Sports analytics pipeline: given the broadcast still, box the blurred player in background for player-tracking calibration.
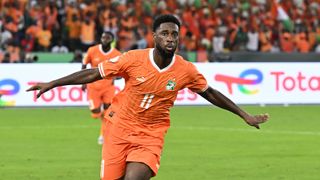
[27,15,269,180]
[81,31,121,144]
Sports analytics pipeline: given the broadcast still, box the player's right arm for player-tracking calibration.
[26,68,102,98]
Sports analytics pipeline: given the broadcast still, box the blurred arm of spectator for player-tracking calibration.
[0,26,12,47]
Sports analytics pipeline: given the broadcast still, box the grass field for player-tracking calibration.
[0,106,319,180]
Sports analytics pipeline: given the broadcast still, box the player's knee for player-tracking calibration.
[103,103,111,110]
[91,109,102,119]
[124,162,152,180]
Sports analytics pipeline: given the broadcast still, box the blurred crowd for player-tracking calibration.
[1,0,320,63]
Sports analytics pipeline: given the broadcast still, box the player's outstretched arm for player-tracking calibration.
[198,86,269,129]
[26,68,102,98]
[81,64,87,92]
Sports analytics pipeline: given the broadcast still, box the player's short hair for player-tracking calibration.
[152,14,181,32]
[103,31,114,40]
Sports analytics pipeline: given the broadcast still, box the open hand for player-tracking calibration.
[244,113,269,129]
[26,82,53,98]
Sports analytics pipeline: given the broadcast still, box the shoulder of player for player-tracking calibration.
[174,54,194,67]
[113,48,122,55]
[126,48,149,55]
[87,44,100,53]
[173,54,199,77]
[120,48,149,61]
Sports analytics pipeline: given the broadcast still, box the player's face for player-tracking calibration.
[154,22,179,58]
[101,33,113,46]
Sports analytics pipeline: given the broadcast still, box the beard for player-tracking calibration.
[155,43,175,59]
[101,42,111,48]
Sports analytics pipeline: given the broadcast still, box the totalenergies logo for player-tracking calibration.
[0,79,20,106]
[215,69,263,95]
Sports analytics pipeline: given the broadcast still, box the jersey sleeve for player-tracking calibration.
[97,51,131,79]
[185,63,208,93]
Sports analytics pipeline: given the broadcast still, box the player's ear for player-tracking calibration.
[152,32,156,39]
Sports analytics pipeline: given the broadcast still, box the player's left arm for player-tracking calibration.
[198,86,269,129]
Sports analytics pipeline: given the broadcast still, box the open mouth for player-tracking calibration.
[165,45,175,51]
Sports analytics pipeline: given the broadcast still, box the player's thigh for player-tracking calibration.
[124,162,152,180]
[101,121,129,180]
[88,87,103,110]
[101,86,115,105]
[126,137,163,177]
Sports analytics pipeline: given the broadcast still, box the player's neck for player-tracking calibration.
[101,45,111,53]
[153,48,173,69]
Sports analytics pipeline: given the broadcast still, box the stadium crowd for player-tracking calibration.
[0,0,320,63]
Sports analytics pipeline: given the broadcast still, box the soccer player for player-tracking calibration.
[27,14,269,180]
[81,31,121,145]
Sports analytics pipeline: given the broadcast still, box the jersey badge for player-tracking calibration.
[166,79,176,90]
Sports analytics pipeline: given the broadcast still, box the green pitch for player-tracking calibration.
[0,106,319,180]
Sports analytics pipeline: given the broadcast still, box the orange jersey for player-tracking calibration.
[83,45,121,90]
[98,48,208,137]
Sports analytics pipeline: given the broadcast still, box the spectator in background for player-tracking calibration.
[66,14,81,51]
[131,27,147,50]
[296,32,310,53]
[36,24,52,51]
[70,49,83,63]
[44,1,58,31]
[280,31,295,53]
[0,26,12,48]
[1,0,320,54]
[6,41,20,63]
[184,31,197,51]
[259,27,272,52]
[21,34,35,52]
[1,52,10,63]
[51,40,69,53]
[246,27,259,52]
[212,29,225,53]
[80,15,95,51]
[100,8,118,36]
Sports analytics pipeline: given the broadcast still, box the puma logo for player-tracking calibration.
[136,77,146,82]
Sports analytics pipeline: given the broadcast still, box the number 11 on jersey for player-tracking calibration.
[140,94,154,109]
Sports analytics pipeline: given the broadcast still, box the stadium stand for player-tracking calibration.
[0,0,319,63]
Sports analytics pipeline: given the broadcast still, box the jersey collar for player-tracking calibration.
[149,48,176,73]
[99,45,113,55]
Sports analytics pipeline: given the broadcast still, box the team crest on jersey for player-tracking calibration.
[166,79,176,90]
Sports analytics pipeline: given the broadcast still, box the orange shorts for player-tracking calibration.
[87,86,115,110]
[100,120,164,180]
